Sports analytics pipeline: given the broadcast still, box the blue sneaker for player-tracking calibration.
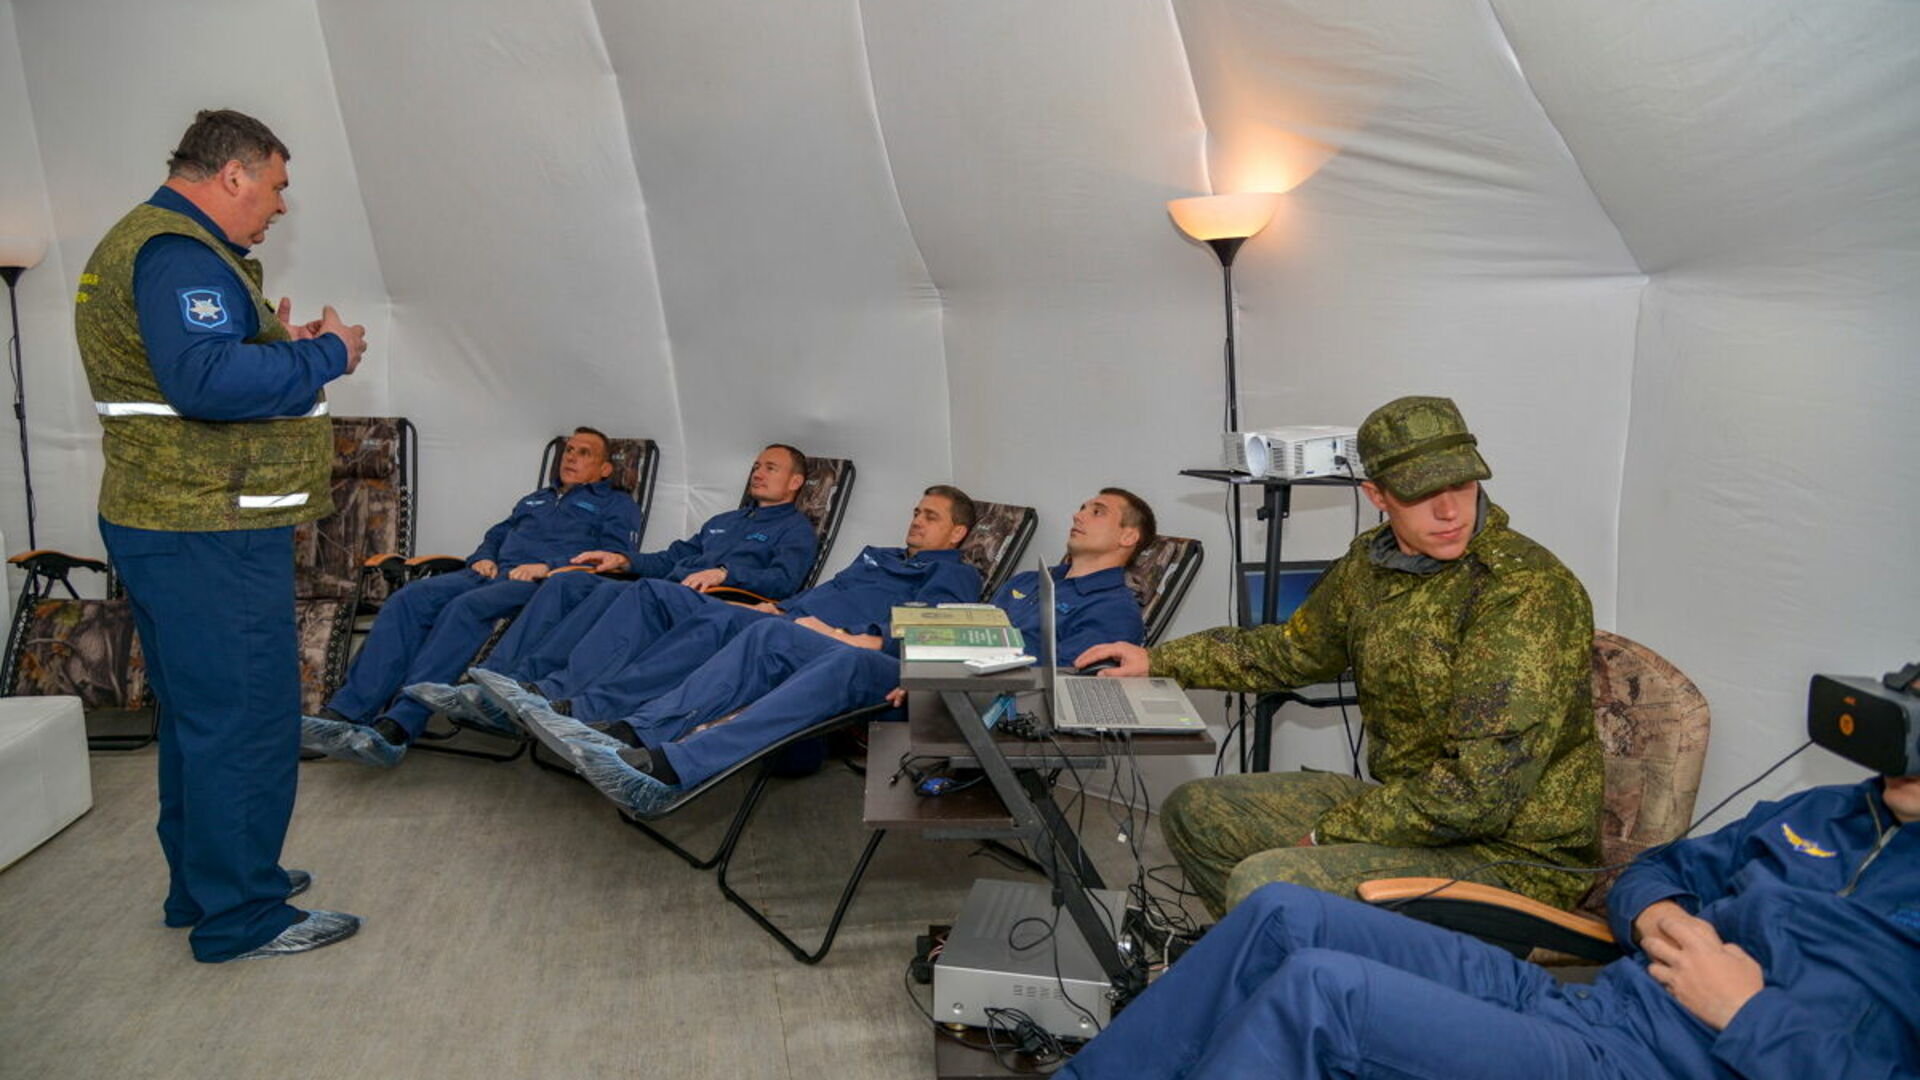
[300,714,406,768]
[228,909,362,961]
[570,741,680,816]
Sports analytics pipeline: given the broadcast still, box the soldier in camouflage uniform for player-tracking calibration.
[1077,396,1601,916]
[76,111,367,961]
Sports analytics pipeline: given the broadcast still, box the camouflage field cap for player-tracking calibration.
[1357,395,1491,502]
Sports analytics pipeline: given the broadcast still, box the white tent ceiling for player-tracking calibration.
[1,0,1914,818]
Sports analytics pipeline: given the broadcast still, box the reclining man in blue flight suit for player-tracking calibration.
[299,427,646,766]
[536,488,1157,815]
[416,485,982,737]
[1056,772,1920,1080]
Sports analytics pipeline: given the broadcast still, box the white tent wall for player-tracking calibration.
[0,0,1914,825]
[1497,0,1920,818]
[591,0,950,549]
[859,2,1221,602]
[314,0,681,554]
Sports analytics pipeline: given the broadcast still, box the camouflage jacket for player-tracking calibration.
[1151,503,1603,907]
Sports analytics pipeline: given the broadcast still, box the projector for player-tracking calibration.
[1222,426,1363,480]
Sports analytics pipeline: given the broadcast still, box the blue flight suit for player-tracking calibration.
[542,546,980,724]
[476,501,820,682]
[103,188,348,961]
[324,481,641,737]
[620,562,1145,790]
[1060,779,1920,1080]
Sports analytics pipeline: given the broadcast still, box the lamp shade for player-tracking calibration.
[1166,193,1282,242]
[0,235,47,270]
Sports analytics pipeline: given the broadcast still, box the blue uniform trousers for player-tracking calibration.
[326,569,539,738]
[1061,884,1676,1080]
[484,571,623,682]
[101,518,304,962]
[618,619,899,788]
[533,579,717,707]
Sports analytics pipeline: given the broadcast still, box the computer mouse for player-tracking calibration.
[1074,658,1122,676]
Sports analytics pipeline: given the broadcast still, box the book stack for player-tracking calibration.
[892,604,1025,661]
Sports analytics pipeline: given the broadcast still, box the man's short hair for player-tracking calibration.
[922,484,977,532]
[168,109,290,180]
[767,443,808,480]
[1100,487,1158,565]
[571,425,612,458]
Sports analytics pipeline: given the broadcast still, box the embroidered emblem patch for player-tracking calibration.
[747,532,769,542]
[1781,823,1837,858]
[179,288,229,330]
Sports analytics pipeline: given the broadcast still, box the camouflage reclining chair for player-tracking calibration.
[2,551,153,749]
[1358,630,1712,963]
[409,434,661,762]
[292,416,416,716]
[636,528,1200,966]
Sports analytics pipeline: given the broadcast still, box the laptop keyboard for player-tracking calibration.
[1064,677,1138,728]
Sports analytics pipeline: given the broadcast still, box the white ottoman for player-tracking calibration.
[0,696,92,870]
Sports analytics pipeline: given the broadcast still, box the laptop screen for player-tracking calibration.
[1236,560,1334,628]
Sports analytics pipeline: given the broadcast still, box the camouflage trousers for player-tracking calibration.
[1161,771,1512,919]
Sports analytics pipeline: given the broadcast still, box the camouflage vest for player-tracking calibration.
[75,202,332,532]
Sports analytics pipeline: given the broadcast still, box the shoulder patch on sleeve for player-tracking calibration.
[178,287,231,331]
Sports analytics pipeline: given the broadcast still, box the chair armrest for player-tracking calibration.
[1356,877,1621,963]
[10,549,109,575]
[405,554,469,576]
[702,585,774,605]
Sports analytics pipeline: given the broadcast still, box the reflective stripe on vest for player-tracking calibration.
[237,493,311,509]
[95,401,331,419]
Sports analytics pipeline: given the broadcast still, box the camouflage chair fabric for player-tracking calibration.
[1128,535,1205,647]
[290,416,413,714]
[1575,630,1711,916]
[787,457,856,592]
[4,582,149,710]
[957,501,1036,599]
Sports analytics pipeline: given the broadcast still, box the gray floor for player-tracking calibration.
[0,738,1189,1079]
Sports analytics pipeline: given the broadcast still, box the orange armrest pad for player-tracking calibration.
[1355,878,1614,943]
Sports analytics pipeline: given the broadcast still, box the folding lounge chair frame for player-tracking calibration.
[628,522,1198,967]
[410,435,660,763]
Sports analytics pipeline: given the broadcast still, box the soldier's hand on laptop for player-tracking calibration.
[1072,642,1148,677]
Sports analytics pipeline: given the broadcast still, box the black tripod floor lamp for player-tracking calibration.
[1,235,47,549]
[1167,192,1281,573]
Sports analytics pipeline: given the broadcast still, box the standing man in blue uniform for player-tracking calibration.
[75,109,368,961]
[1057,773,1920,1079]
[300,427,643,767]
[449,485,981,733]
[549,488,1156,813]
[403,444,821,728]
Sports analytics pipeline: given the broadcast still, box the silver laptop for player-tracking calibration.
[1038,562,1207,734]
